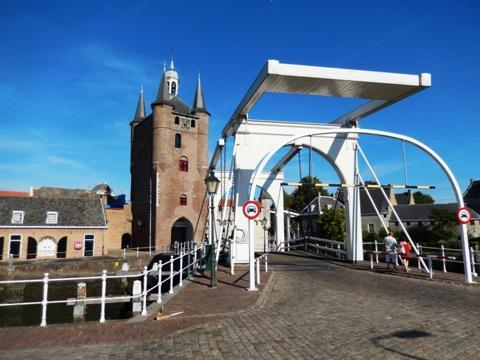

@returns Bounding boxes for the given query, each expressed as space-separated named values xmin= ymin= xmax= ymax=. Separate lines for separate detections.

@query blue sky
xmin=0 ymin=0 xmax=479 ymax=203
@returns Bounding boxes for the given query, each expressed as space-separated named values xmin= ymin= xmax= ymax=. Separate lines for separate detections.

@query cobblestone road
xmin=4 ymin=253 xmax=480 ymax=359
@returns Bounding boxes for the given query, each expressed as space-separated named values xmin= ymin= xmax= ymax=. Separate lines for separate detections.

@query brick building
xmin=130 ymin=60 xmax=209 ymax=250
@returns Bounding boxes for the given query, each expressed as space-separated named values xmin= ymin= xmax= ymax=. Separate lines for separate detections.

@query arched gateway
xmin=207 ymin=60 xmax=473 ymax=289
xmin=171 ymin=217 xmax=194 ymax=245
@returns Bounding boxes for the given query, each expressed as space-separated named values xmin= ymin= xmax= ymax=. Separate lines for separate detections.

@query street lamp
xmin=205 ymin=171 xmax=220 ymax=288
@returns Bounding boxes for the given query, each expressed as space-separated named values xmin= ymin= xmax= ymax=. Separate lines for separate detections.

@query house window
xmin=84 ymin=234 xmax=95 ymax=257
xmin=395 ymin=221 xmax=399 ymax=226
xmin=11 ymin=211 xmax=24 ymax=224
xmin=179 ymin=157 xmax=188 ymax=172
xmin=406 ymin=221 xmax=411 ymax=226
xmin=175 ymin=133 xmax=181 ymax=148
xmin=46 ymin=211 xmax=58 ymax=224
xmin=9 ymin=234 xmax=22 ymax=258
xmin=368 ymin=223 xmax=375 ymax=233
xmin=470 ymin=220 xmax=475 ymax=225
xmin=191 ymin=120 xmax=196 ymax=128
xmin=180 ymin=194 xmax=187 ymax=206
xmin=175 ymin=116 xmax=180 ymax=125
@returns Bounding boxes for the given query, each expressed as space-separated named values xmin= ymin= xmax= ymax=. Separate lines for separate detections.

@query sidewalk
xmin=0 ymin=265 xmax=271 ymax=350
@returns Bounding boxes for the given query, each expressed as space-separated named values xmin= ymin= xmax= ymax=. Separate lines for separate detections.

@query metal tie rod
xmin=281 ymin=182 xmax=435 ymax=189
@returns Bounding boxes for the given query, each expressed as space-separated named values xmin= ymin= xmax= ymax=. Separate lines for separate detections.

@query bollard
xmin=256 ymin=258 xmax=260 ymax=285
xmin=417 ymin=244 xmax=422 ymax=269
xmin=141 ymin=266 xmax=148 ymax=316
xmin=441 ymin=245 xmax=447 ymax=273
xmin=123 ymin=248 xmax=126 ymax=260
xmin=374 ymin=240 xmax=379 ymax=263
xmin=471 ymin=247 xmax=478 ymax=277
xmin=132 ymin=280 xmax=142 ymax=314
xmin=395 ymin=252 xmax=399 ymax=266
xmin=179 ymin=252 xmax=184 ymax=287
xmin=265 ymin=254 xmax=268 ymax=273
xmin=428 ymin=256 xmax=433 ymax=279
xmin=157 ymin=261 xmax=162 ymax=304
xmin=137 ymin=247 xmax=139 ymax=259
xmin=73 ymin=282 xmax=87 ymax=322
xmin=370 ymin=252 xmax=374 ymax=270
xmin=169 ymin=255 xmax=174 ymax=294
xmin=40 ymin=273 xmax=49 ymax=327
xmin=100 ymin=270 xmax=107 ymax=323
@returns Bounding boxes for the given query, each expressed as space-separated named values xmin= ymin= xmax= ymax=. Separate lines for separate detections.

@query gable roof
xmin=0 ymin=197 xmax=106 ymax=227
xmin=392 ymin=203 xmax=480 ymax=221
xmin=299 ymin=196 xmax=344 ymax=215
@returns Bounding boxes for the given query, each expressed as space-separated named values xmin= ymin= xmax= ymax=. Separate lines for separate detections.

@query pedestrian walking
xmin=384 ymin=231 xmax=398 ymax=270
xmin=399 ymin=239 xmax=411 ymax=272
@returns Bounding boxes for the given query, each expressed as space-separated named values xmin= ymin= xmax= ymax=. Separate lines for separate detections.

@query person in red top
xmin=399 ymin=239 xmax=411 ymax=272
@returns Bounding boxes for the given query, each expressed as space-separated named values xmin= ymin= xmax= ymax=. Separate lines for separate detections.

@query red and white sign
xmin=242 ymin=200 xmax=261 ymax=220
xmin=457 ymin=207 xmax=472 ymax=224
xmin=74 ymin=240 xmax=83 ymax=250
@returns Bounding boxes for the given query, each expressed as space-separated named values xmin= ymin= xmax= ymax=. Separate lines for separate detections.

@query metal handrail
xmin=0 ymin=244 xmax=205 ymax=327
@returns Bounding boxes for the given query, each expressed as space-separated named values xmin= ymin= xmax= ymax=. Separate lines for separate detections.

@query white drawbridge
xmin=208 ymin=60 xmax=473 ymax=289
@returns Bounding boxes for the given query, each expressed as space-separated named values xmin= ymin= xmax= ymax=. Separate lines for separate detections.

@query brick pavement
xmin=1 ymin=252 xmax=480 ymax=359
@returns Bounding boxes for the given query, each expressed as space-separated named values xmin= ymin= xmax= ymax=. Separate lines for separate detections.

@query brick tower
xmin=130 ymin=59 xmax=209 ymax=249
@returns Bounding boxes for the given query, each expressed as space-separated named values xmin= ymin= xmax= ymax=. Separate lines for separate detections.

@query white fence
xmin=0 ymin=244 xmax=204 ymax=327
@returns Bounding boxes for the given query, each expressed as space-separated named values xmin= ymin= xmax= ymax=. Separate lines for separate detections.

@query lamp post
xmin=205 ymin=171 xmax=220 ymax=288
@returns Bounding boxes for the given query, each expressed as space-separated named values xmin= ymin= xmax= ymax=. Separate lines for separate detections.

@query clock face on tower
xmin=180 ymin=118 xmax=190 ymax=129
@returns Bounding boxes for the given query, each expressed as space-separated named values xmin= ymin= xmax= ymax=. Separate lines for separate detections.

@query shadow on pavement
xmin=371 ymin=329 xmax=432 ymax=360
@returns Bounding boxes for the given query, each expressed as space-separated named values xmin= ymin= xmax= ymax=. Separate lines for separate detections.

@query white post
xmin=230 ymin=237 xmax=235 ymax=275
xmin=417 ymin=244 xmax=422 ymax=270
xmin=123 ymin=248 xmax=126 ymax=260
xmin=256 ymin=258 xmax=260 ymax=284
xmin=248 ymin=219 xmax=257 ymax=291
xmin=265 ymin=254 xmax=268 ymax=273
xmin=141 ymin=266 xmax=147 ymax=316
xmin=428 ymin=256 xmax=433 ymax=279
xmin=100 ymin=270 xmax=107 ymax=323
xmin=169 ymin=255 xmax=174 ymax=294
xmin=374 ymin=240 xmax=379 ymax=263
xmin=136 ymin=247 xmax=139 ymax=259
xmin=40 ymin=273 xmax=49 ymax=327
xmin=157 ymin=260 xmax=162 ymax=304
xmin=193 ymin=244 xmax=198 ymax=274
xmin=441 ymin=245 xmax=447 ymax=273
xmin=470 ymin=247 xmax=478 ymax=277
xmin=370 ymin=252 xmax=373 ymax=270
xmin=179 ymin=252 xmax=183 ymax=287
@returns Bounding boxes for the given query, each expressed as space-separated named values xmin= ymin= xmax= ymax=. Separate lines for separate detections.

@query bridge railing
xmin=364 ymin=241 xmax=479 ymax=277
xmin=278 ymin=236 xmax=346 ymax=258
xmin=0 ymin=244 xmax=205 ymax=327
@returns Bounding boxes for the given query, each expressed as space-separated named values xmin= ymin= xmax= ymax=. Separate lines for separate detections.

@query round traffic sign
xmin=457 ymin=207 xmax=472 ymax=224
xmin=242 ymin=200 xmax=261 ymax=220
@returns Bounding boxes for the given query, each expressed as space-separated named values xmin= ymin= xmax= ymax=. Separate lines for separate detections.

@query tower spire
xmin=169 ymin=49 xmax=175 ymax=70
xmin=132 ymin=85 xmax=145 ymax=122
xmin=192 ymin=73 xmax=208 ymax=114
xmin=152 ymin=71 xmax=173 ymax=107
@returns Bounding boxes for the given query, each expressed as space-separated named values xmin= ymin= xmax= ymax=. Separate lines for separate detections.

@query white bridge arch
xmin=208 ymin=60 xmax=473 ymax=288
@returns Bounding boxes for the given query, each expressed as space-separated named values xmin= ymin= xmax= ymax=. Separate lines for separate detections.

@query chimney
xmin=29 ymin=187 xmax=34 ymax=197
xmin=408 ymin=190 xmax=415 ymax=205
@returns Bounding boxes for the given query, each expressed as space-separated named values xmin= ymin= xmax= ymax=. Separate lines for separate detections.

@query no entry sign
xmin=457 ymin=207 xmax=472 ymax=224
xmin=243 ymin=200 xmax=261 ymax=220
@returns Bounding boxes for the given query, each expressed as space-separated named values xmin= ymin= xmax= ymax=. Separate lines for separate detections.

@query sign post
xmin=243 ymin=200 xmax=261 ymax=291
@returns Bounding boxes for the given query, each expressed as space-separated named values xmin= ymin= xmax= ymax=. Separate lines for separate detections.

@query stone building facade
xmin=130 ymin=60 xmax=209 ymax=250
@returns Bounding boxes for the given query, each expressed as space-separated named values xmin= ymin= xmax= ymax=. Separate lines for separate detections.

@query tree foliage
xmin=413 ymin=191 xmax=435 ymax=204
xmin=288 ymin=176 xmax=328 ymax=212
xmin=316 ymin=208 xmax=346 ymax=241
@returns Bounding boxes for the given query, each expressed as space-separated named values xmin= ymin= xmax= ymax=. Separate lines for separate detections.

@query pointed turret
xmin=152 ymin=71 xmax=173 ymax=108
xmin=132 ymin=85 xmax=146 ymax=123
xmin=192 ymin=74 xmax=208 ymax=114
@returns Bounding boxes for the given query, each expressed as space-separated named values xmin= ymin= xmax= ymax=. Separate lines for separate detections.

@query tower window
xmin=171 ymin=81 xmax=177 ymax=96
xmin=175 ymin=116 xmax=180 ymax=125
xmin=180 ymin=194 xmax=187 ymax=206
xmin=179 ymin=157 xmax=189 ymax=172
xmin=175 ymin=133 xmax=181 ymax=148
xmin=191 ymin=120 xmax=196 ymax=128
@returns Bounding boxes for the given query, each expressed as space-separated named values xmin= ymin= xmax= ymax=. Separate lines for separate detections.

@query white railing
xmin=278 ymin=236 xmax=346 ymax=258
xmin=0 ymin=244 xmax=205 ymax=327
xmin=364 ymin=242 xmax=479 ymax=278
xmin=254 ymin=253 xmax=268 ymax=285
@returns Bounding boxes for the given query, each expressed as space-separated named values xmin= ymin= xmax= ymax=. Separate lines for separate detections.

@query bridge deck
xmin=1 ymin=252 xmax=479 ymax=359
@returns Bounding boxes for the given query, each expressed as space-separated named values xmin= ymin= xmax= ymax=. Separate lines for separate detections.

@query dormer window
xmin=11 ymin=211 xmax=24 ymax=224
xmin=46 ymin=211 xmax=58 ymax=224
